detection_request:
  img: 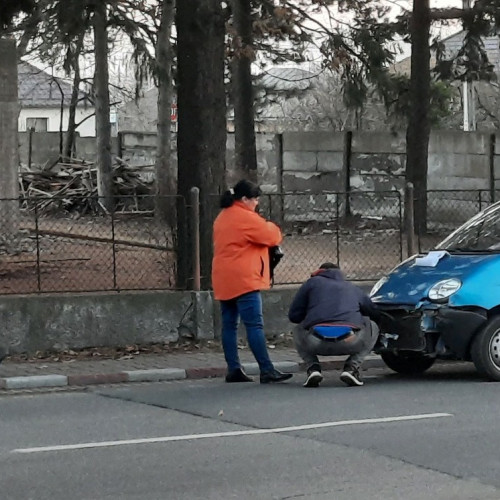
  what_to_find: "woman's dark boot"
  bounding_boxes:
[260,369,293,384]
[225,368,253,383]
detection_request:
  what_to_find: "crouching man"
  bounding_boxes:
[288,262,380,387]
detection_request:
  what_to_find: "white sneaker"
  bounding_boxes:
[340,370,364,387]
[303,371,323,388]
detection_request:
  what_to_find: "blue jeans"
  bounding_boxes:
[220,291,274,374]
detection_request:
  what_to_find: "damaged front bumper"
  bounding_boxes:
[376,304,488,360]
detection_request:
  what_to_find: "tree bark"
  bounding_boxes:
[64,68,81,160]
[0,38,20,249]
[155,0,176,225]
[176,0,226,289]
[231,0,257,182]
[406,0,431,235]
[64,32,86,160]
[93,2,113,211]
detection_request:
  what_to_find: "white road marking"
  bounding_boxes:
[12,412,452,454]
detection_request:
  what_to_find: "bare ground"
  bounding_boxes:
[0,215,176,294]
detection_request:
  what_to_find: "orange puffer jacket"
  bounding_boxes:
[212,201,282,301]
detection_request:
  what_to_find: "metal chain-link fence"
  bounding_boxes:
[0,195,181,294]
[417,190,494,253]
[259,191,404,284]
[0,189,497,294]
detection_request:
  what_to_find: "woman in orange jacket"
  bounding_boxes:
[212,179,293,384]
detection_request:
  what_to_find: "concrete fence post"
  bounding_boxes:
[275,133,284,227]
[28,127,34,170]
[342,130,353,218]
[117,131,124,161]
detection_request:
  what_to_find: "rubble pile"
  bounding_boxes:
[19,158,154,215]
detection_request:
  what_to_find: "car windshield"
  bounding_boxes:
[436,202,500,252]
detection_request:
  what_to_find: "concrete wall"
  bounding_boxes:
[281,132,345,192]
[0,285,376,355]
[18,132,118,169]
[118,88,158,133]
[0,289,299,355]
[226,133,281,191]
[281,130,498,195]
[17,129,500,198]
[118,131,158,183]
[428,131,492,190]
[116,131,280,188]
[0,291,200,354]
[350,131,406,191]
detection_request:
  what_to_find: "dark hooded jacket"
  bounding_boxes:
[288,268,380,329]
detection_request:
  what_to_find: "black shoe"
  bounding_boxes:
[225,368,253,383]
[340,369,364,387]
[260,369,293,384]
[303,370,323,388]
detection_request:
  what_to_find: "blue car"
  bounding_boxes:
[371,200,500,381]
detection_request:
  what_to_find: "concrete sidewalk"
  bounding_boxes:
[0,345,385,391]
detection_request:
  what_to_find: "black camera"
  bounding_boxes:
[269,245,284,282]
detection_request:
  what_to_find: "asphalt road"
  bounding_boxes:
[1,363,500,500]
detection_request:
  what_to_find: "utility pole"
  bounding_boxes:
[462,0,476,131]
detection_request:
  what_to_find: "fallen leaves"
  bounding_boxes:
[3,333,295,365]
[5,339,225,364]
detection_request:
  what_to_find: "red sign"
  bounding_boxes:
[171,102,178,122]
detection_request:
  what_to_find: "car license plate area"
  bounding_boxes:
[380,310,426,351]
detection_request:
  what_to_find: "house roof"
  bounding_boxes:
[441,30,500,68]
[116,65,320,132]
[255,67,317,91]
[18,61,91,108]
[392,29,500,75]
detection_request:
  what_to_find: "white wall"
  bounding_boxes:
[18,106,96,137]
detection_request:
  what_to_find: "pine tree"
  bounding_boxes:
[176,0,226,289]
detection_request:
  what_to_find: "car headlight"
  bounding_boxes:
[370,276,388,297]
[428,278,461,302]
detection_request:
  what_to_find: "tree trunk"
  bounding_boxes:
[406,0,431,236]
[93,2,113,211]
[176,0,226,289]
[0,38,20,250]
[155,0,176,226]
[64,68,81,161]
[231,0,257,182]
[64,33,85,160]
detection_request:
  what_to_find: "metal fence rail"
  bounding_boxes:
[0,189,497,294]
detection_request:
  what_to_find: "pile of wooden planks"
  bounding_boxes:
[19,158,154,215]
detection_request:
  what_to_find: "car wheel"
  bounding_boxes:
[381,352,435,375]
[471,317,500,381]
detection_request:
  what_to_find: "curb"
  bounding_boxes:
[0,358,386,391]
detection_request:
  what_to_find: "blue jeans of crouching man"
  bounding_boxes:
[293,317,379,372]
[220,291,274,373]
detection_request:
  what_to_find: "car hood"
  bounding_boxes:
[371,252,499,306]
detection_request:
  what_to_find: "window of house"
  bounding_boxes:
[26,117,48,132]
